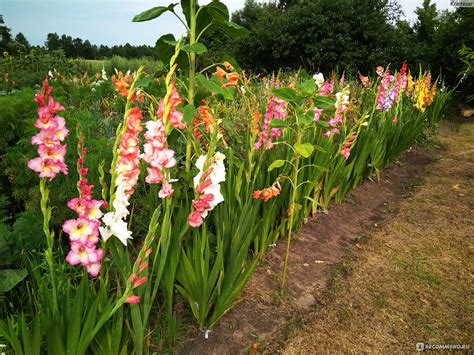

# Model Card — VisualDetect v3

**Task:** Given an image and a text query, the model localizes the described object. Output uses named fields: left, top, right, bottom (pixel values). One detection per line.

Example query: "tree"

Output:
left=0, top=15, right=13, bottom=53
left=14, top=32, right=30, bottom=51
left=46, top=33, right=61, bottom=51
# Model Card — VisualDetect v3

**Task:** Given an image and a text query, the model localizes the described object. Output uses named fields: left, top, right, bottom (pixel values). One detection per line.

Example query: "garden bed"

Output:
left=180, top=139, right=437, bottom=353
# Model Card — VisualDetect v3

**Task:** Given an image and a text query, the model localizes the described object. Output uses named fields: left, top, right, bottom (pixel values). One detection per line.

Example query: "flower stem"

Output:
left=39, top=178, right=58, bottom=313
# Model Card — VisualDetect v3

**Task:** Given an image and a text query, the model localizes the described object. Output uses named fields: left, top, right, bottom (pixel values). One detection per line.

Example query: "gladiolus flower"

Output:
left=313, top=73, right=324, bottom=88
left=189, top=152, right=226, bottom=227
left=28, top=78, right=68, bottom=180
left=253, top=182, right=281, bottom=202
left=341, top=147, right=351, bottom=159
left=133, top=277, right=147, bottom=288
left=313, top=107, right=323, bottom=122
left=125, top=295, right=141, bottom=304
left=255, top=96, right=287, bottom=150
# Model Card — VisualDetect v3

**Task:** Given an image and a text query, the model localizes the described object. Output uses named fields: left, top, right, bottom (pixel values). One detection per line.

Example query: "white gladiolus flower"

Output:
left=313, top=73, right=324, bottom=88
left=193, top=152, right=226, bottom=217
left=99, top=183, right=133, bottom=245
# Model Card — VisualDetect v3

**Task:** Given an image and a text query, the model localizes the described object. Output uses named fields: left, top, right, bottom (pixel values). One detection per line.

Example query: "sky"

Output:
left=0, top=0, right=453, bottom=47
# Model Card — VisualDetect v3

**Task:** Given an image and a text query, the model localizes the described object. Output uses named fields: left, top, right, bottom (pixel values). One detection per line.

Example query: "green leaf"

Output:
left=196, top=73, right=233, bottom=100
left=132, top=4, right=178, bottom=22
left=0, top=269, right=27, bottom=292
left=269, top=119, right=288, bottom=128
left=268, top=159, right=285, bottom=172
left=179, top=104, right=197, bottom=125
left=313, top=96, right=336, bottom=110
left=294, top=143, right=314, bottom=158
left=180, top=42, right=207, bottom=54
left=156, top=34, right=177, bottom=64
left=137, top=76, right=153, bottom=88
left=220, top=21, right=250, bottom=38
left=272, top=88, right=298, bottom=102
left=298, top=79, right=316, bottom=96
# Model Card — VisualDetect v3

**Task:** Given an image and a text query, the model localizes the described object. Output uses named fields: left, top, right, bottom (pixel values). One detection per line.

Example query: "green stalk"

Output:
left=280, top=154, right=300, bottom=293
left=185, top=0, right=197, bottom=172
left=39, top=178, right=58, bottom=313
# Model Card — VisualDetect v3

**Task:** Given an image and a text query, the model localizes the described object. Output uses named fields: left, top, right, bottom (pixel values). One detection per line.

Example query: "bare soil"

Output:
left=179, top=117, right=472, bottom=354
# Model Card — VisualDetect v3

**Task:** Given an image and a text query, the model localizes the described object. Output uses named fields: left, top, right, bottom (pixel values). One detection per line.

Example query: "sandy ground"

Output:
left=282, top=118, right=473, bottom=353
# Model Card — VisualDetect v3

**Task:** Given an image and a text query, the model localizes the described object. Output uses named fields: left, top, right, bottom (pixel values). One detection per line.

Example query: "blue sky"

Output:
left=1, top=0, right=452, bottom=46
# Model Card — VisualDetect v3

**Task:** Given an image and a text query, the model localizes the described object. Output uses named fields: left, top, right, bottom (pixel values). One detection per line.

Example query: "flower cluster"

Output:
left=376, top=69, right=394, bottom=111
left=390, top=64, right=408, bottom=105
left=157, top=82, right=186, bottom=129
left=340, top=132, right=357, bottom=160
left=141, top=118, right=176, bottom=198
left=63, top=144, right=104, bottom=277
left=28, top=78, right=69, bottom=180
left=125, top=247, right=153, bottom=304
left=215, top=61, right=239, bottom=89
left=188, top=152, right=226, bottom=228
left=414, top=72, right=432, bottom=113
left=253, top=181, right=281, bottom=202
left=324, top=86, right=349, bottom=138
left=255, top=96, right=287, bottom=150
left=359, top=73, right=371, bottom=88
left=91, top=68, right=108, bottom=91
left=141, top=83, right=186, bottom=198
left=318, top=73, right=335, bottom=96
left=100, top=106, right=143, bottom=246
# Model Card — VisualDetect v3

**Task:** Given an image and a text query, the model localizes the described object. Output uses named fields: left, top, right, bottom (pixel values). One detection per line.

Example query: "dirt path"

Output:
left=178, top=118, right=474, bottom=354
left=281, top=118, right=474, bottom=353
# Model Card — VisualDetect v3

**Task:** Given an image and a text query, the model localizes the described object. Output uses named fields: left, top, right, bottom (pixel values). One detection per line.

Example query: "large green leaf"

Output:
left=180, top=42, right=208, bottom=54
left=268, top=159, right=285, bottom=172
left=196, top=73, right=233, bottom=100
left=132, top=4, right=178, bottom=22
left=313, top=96, right=336, bottom=110
left=294, top=142, right=314, bottom=158
left=0, top=269, right=27, bottom=292
left=272, top=88, right=298, bottom=102
left=156, top=33, right=177, bottom=64
left=179, top=104, right=197, bottom=125
left=221, top=21, right=250, bottom=38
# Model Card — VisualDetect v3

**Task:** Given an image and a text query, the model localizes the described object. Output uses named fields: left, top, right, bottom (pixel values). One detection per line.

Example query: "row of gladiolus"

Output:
left=3, top=51, right=450, bottom=353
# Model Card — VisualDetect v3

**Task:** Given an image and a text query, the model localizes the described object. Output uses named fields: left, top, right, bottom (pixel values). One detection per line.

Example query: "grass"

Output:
left=282, top=119, right=474, bottom=353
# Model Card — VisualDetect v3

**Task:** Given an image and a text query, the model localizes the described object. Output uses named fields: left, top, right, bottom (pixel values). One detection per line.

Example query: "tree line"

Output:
left=0, top=16, right=156, bottom=60
left=200, top=0, right=473, bottom=86
left=1, top=0, right=473, bottom=88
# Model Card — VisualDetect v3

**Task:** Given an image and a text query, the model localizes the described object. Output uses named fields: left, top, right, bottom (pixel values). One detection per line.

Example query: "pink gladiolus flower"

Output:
left=63, top=218, right=98, bottom=243
left=145, top=167, right=165, bottom=184
left=341, top=147, right=351, bottom=159
left=133, top=277, right=147, bottom=288
left=188, top=210, right=204, bottom=228
left=86, top=263, right=101, bottom=277
left=255, top=96, right=287, bottom=150
left=28, top=78, right=68, bottom=181
left=65, top=242, right=103, bottom=266
left=125, top=295, right=141, bottom=304
left=63, top=140, right=105, bottom=277
left=157, top=82, right=186, bottom=129
left=189, top=152, right=226, bottom=227
left=313, top=107, right=323, bottom=122
left=142, top=99, right=184, bottom=198
left=376, top=66, right=384, bottom=78
left=158, top=181, right=174, bottom=198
